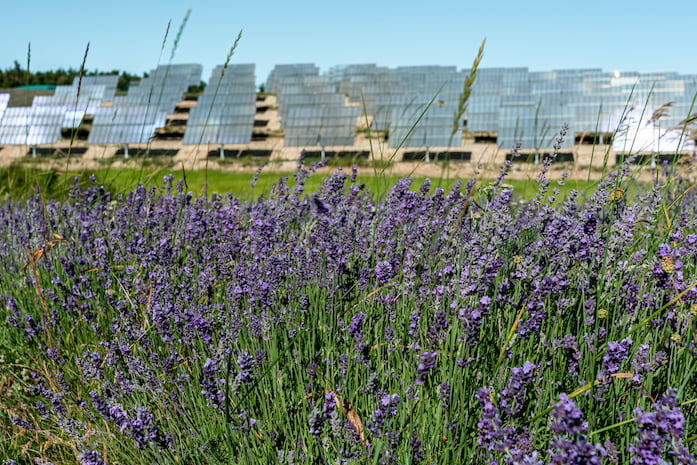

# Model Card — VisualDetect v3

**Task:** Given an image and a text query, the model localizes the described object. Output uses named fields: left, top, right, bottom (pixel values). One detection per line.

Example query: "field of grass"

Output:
left=0, top=162, right=602, bottom=203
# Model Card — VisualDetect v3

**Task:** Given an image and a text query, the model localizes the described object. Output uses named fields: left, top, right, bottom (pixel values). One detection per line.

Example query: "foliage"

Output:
left=0, top=146, right=696, bottom=464
left=0, top=61, right=144, bottom=91
left=0, top=164, right=598, bottom=204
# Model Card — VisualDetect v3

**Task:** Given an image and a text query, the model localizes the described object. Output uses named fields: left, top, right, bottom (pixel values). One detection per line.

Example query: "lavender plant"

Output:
left=1, top=134, right=696, bottom=465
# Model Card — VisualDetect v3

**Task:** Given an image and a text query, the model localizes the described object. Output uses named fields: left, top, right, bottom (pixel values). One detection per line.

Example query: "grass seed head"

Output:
left=610, top=187, right=625, bottom=202
left=660, top=256, right=676, bottom=274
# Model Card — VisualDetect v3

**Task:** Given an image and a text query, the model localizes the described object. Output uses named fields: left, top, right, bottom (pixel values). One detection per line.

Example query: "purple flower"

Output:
left=306, top=362, right=317, bottom=379
left=419, top=178, right=431, bottom=195
left=583, top=213, right=597, bottom=236
left=475, top=387, right=520, bottom=463
left=236, top=352, right=256, bottom=386
left=308, top=406, right=323, bottom=437
left=428, top=310, right=449, bottom=342
left=410, top=430, right=425, bottom=463
left=550, top=394, right=588, bottom=437
left=348, top=312, right=365, bottom=340
left=408, top=310, right=421, bottom=338
left=11, top=416, right=33, bottom=430
left=415, top=351, right=437, bottom=385
left=629, top=388, right=692, bottom=465
left=362, top=371, right=380, bottom=394
left=78, top=449, right=106, bottom=465
left=438, top=381, right=451, bottom=409
left=375, top=260, right=394, bottom=285
left=602, top=337, right=633, bottom=377
left=128, top=406, right=158, bottom=446
left=500, top=361, right=538, bottom=416
left=369, top=393, right=400, bottom=435
left=35, top=400, right=49, bottom=418
left=548, top=394, right=605, bottom=465
left=458, top=295, right=491, bottom=345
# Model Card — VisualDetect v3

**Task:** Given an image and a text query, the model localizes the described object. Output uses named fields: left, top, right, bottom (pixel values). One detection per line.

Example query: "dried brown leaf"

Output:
left=344, top=399, right=365, bottom=443
left=324, top=387, right=366, bottom=443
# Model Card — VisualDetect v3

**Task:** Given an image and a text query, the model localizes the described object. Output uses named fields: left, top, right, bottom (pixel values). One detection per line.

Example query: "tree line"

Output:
left=0, top=61, right=145, bottom=91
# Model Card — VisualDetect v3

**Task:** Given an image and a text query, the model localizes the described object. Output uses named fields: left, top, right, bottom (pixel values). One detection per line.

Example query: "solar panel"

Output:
left=325, top=65, right=464, bottom=140
left=26, top=81, right=115, bottom=130
left=368, top=67, right=464, bottom=147
left=324, top=64, right=691, bottom=150
left=183, top=63, right=256, bottom=146
left=0, top=94, right=9, bottom=118
left=266, top=64, right=319, bottom=94
left=88, top=103, right=167, bottom=145
left=0, top=106, right=63, bottom=146
left=275, top=76, right=358, bottom=146
left=0, top=63, right=695, bottom=156
left=126, top=64, right=202, bottom=111
left=72, top=75, right=119, bottom=97
left=465, top=67, right=697, bottom=150
left=88, top=64, right=202, bottom=148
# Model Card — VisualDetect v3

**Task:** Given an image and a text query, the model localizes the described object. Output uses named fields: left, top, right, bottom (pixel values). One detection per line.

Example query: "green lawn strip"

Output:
left=0, top=165, right=599, bottom=202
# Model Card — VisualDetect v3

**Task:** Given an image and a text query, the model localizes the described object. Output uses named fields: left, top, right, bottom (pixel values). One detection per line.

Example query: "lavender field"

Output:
left=1, top=145, right=696, bottom=464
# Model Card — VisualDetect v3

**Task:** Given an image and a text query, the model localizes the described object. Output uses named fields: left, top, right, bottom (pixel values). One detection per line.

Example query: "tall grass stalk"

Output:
left=438, top=37, right=485, bottom=187
left=191, top=29, right=243, bottom=174
left=136, top=10, right=190, bottom=184
left=133, top=17, right=170, bottom=161
left=25, top=42, right=30, bottom=87
left=62, top=42, right=90, bottom=194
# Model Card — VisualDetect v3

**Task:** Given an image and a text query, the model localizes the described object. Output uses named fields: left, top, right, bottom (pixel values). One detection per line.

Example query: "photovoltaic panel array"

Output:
left=328, top=64, right=405, bottom=123
left=0, top=76, right=119, bottom=145
left=87, top=97, right=167, bottom=145
left=271, top=65, right=359, bottom=147
left=126, top=64, right=201, bottom=111
left=183, top=64, right=256, bottom=145
left=467, top=68, right=697, bottom=150
left=74, top=75, right=119, bottom=98
left=326, top=65, right=466, bottom=147
left=0, top=106, right=63, bottom=145
left=31, top=76, right=118, bottom=129
left=89, top=64, right=202, bottom=145
left=385, top=66, right=464, bottom=147
left=1, top=63, right=695, bottom=154
left=265, top=64, right=319, bottom=94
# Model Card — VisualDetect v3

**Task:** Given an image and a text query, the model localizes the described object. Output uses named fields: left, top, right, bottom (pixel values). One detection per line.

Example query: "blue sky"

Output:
left=1, top=0, right=695, bottom=86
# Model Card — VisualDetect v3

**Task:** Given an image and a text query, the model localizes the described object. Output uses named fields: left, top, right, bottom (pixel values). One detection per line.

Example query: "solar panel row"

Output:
left=271, top=66, right=360, bottom=147
left=183, top=64, right=256, bottom=146
left=0, top=64, right=696, bottom=153
left=0, top=106, right=64, bottom=145
left=468, top=68, right=697, bottom=150
left=0, top=77, right=118, bottom=144
left=88, top=64, right=203, bottom=146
